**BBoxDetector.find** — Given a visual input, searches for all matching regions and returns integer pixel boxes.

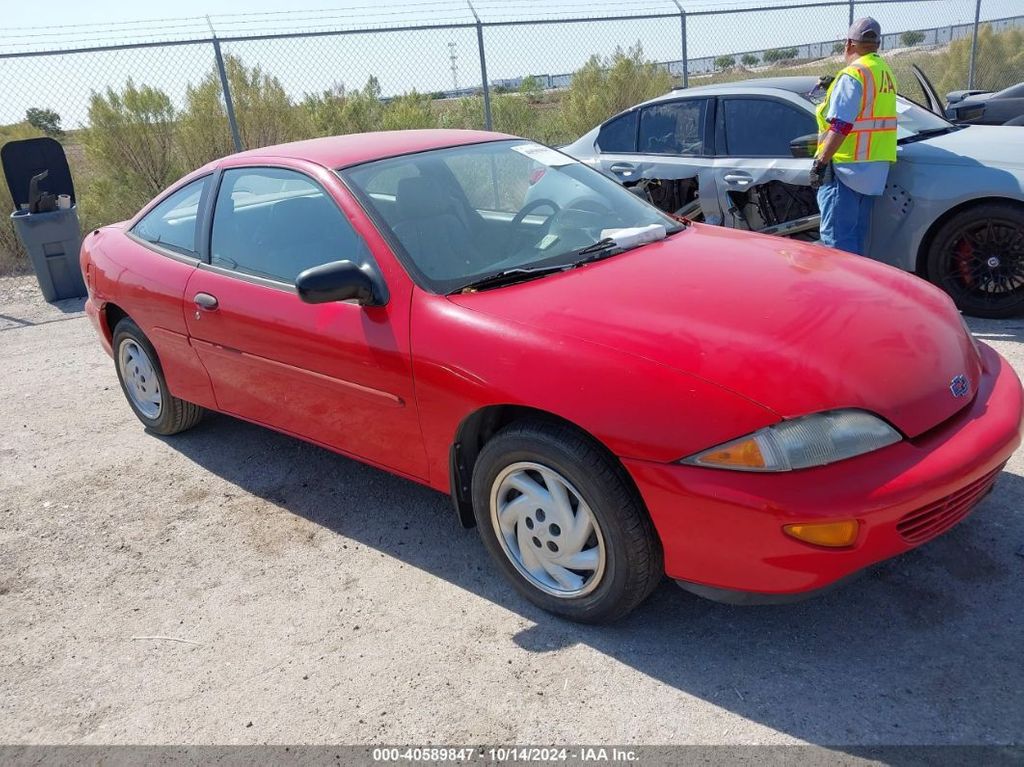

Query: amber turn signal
[695,437,766,469]
[783,519,860,548]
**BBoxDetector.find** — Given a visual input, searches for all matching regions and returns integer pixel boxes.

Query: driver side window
[210,167,371,284]
[638,99,709,156]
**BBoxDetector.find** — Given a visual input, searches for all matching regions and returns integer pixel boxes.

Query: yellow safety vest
[816,53,898,163]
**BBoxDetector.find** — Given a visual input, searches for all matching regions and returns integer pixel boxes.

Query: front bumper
[623,342,1023,597]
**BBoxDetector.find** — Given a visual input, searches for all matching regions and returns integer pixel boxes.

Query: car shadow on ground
[161,412,1024,747]
[967,316,1024,346]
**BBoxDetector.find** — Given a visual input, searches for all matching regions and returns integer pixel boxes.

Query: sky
[1,0,1019,126]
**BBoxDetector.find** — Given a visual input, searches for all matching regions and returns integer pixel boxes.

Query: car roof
[634,76,820,108]
[224,129,515,169]
[673,76,820,95]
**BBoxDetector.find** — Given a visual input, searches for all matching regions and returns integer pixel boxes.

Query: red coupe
[81,130,1023,622]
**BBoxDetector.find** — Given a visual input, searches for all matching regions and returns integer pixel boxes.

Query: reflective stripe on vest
[815,53,898,164]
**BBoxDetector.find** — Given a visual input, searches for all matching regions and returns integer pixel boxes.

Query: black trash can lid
[2,137,75,210]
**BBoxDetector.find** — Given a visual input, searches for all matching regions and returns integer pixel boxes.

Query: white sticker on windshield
[511,142,578,167]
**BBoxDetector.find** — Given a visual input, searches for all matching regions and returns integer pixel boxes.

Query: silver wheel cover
[489,462,607,598]
[118,339,162,420]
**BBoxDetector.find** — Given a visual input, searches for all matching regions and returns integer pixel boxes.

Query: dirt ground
[1,272,1023,748]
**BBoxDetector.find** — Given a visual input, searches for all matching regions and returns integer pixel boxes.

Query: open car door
[910,64,947,116]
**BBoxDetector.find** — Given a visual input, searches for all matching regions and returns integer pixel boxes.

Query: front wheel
[471,420,663,623]
[925,202,1024,318]
[112,317,204,435]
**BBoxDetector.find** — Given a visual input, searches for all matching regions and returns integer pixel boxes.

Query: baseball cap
[848,17,881,43]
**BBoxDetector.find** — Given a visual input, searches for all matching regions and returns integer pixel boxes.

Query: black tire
[111,317,204,435]
[924,201,1024,319]
[471,420,663,623]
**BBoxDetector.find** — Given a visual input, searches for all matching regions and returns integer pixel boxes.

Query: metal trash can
[2,136,85,303]
[10,206,86,302]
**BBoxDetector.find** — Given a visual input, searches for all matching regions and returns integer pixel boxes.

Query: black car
[913,65,1024,126]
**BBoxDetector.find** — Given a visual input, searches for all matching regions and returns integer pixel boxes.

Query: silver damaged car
[560,76,1024,318]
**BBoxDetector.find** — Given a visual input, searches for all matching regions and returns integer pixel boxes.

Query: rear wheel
[471,420,662,623]
[112,317,204,435]
[925,202,1024,318]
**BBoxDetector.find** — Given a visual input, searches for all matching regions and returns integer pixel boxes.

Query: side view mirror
[789,133,818,159]
[295,260,387,306]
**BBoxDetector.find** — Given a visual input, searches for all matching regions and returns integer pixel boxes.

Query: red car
[81,130,1023,622]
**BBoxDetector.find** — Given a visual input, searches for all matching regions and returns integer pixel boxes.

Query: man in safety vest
[810,17,898,256]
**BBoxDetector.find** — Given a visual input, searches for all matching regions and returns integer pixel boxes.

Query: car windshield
[341,139,682,293]
[802,82,955,139]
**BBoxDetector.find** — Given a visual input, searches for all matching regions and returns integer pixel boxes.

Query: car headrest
[396,176,451,220]
[270,195,327,229]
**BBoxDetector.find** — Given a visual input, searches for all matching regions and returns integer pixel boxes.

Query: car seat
[392,176,479,280]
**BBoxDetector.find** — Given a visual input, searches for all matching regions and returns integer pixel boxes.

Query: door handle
[194,292,219,310]
[608,162,636,175]
[723,173,753,187]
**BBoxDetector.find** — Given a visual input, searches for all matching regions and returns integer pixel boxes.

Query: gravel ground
[1,273,1023,748]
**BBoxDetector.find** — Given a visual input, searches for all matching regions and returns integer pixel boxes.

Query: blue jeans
[817,175,873,256]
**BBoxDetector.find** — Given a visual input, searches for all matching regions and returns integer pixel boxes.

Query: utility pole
[448,42,459,92]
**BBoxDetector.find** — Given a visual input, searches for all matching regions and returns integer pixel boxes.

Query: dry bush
[559,43,673,137]
[79,81,181,234]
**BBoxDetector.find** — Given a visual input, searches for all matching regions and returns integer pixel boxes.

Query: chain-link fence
[1,0,1022,271]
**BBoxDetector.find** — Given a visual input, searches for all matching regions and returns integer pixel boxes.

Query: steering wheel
[505,198,561,256]
[555,197,617,239]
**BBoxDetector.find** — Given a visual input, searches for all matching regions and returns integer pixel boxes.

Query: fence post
[849,0,855,26]
[206,18,243,152]
[670,0,688,88]
[968,0,982,89]
[467,1,492,130]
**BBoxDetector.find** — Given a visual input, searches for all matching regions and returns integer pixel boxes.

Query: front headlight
[682,409,901,472]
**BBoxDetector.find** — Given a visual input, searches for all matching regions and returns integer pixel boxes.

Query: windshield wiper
[454,264,568,294]
[899,125,960,144]
[567,237,622,264]
[454,229,677,294]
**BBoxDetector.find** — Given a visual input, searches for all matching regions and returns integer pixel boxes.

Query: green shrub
[303,77,386,136]
[900,30,926,47]
[764,47,799,63]
[519,75,544,103]
[740,54,759,67]
[178,55,309,169]
[80,81,181,232]
[936,24,1024,94]
[715,55,736,71]
[381,91,438,131]
[560,43,672,137]
[25,108,63,138]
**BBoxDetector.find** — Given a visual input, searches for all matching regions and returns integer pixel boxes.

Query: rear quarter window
[597,111,639,153]
[131,177,207,255]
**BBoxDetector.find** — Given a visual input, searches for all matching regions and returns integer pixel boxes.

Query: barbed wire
[0,0,846,49]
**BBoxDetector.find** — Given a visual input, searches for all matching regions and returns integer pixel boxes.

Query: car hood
[901,125,1024,168]
[450,225,981,439]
